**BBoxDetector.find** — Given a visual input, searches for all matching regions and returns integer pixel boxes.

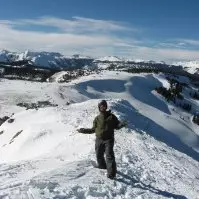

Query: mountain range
[0,49,198,73]
[1,50,199,84]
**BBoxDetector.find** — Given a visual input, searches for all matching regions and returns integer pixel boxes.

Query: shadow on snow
[126,75,170,114]
[117,171,188,199]
[112,100,199,162]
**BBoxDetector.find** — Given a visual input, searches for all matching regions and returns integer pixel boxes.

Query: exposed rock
[0,116,9,126]
[17,101,58,110]
[8,118,15,123]
[9,130,23,144]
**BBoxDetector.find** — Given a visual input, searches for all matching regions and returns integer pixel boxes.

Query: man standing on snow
[77,100,127,179]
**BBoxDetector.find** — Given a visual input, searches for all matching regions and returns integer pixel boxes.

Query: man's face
[99,104,107,112]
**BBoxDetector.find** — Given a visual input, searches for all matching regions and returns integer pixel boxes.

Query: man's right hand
[117,120,128,129]
[77,128,94,134]
[77,128,86,133]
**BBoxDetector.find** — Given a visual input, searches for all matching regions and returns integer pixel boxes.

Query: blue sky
[0,0,199,62]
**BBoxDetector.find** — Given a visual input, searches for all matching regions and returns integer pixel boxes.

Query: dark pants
[95,137,117,177]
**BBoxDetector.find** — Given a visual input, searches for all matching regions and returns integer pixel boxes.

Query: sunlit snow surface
[0,71,199,199]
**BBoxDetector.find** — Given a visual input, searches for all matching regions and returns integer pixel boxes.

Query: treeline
[48,69,97,83]
[193,114,199,125]
[105,62,189,77]
[0,64,57,82]
[190,91,199,100]
[155,79,192,112]
[0,58,94,82]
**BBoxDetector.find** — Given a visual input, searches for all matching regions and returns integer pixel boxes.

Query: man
[77,100,127,179]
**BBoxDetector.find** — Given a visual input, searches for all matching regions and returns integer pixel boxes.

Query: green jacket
[92,110,119,139]
[78,110,124,140]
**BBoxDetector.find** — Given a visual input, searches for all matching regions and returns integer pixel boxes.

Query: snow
[173,60,199,74]
[47,71,70,82]
[96,63,111,69]
[71,54,92,59]
[153,73,170,89]
[126,58,145,62]
[0,50,93,69]
[95,56,122,62]
[0,71,199,198]
[1,49,199,77]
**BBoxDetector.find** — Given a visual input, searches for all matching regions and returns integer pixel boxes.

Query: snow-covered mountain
[1,50,199,77]
[0,49,195,84]
[0,50,94,69]
[94,56,123,62]
[173,60,199,74]
[0,70,199,198]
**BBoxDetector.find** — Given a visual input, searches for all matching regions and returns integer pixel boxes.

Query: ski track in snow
[0,71,199,199]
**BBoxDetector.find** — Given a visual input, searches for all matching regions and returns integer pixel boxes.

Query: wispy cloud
[2,16,134,33]
[156,42,187,49]
[178,39,199,46]
[157,39,199,49]
[0,16,138,55]
[127,46,199,62]
[0,16,199,62]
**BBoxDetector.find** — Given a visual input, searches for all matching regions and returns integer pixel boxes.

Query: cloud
[0,17,138,55]
[157,39,199,50]
[126,46,199,62]
[0,16,199,62]
[0,20,121,49]
[179,39,199,46]
[2,16,133,33]
[156,42,187,49]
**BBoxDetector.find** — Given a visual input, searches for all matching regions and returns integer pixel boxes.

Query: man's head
[98,100,107,113]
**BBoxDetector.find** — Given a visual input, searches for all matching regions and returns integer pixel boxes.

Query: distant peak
[172,60,199,74]
[72,54,92,59]
[95,56,122,62]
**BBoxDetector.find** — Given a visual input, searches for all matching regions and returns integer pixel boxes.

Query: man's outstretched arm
[77,128,95,134]
[77,117,97,134]
[116,120,128,129]
[113,114,128,129]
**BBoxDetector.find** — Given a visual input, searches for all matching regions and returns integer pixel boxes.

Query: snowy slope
[0,71,199,199]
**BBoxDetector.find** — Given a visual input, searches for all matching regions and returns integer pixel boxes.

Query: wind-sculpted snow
[0,71,199,198]
[75,74,170,114]
[75,79,126,99]
[110,100,199,161]
[126,75,171,114]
